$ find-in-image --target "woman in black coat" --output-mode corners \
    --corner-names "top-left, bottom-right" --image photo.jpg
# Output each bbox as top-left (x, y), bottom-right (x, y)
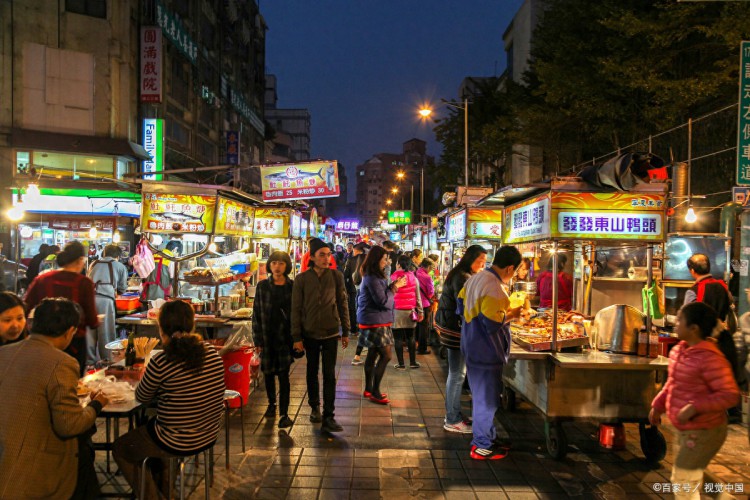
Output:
top-left (252, 251), bottom-right (295, 428)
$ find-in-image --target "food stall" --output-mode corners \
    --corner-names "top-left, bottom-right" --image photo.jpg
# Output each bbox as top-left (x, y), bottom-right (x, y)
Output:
top-left (250, 207), bottom-right (303, 279)
top-left (492, 178), bottom-right (670, 460)
top-left (115, 182), bottom-right (261, 337)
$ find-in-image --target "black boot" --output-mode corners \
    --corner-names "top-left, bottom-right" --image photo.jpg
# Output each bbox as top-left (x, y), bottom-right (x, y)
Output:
top-left (321, 417), bottom-right (343, 433)
top-left (309, 407), bottom-right (322, 423)
top-left (264, 404), bottom-right (276, 418)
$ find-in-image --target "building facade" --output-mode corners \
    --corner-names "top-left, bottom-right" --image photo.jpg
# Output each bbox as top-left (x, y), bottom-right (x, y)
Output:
top-left (356, 139), bottom-right (434, 227)
top-left (0, 0), bottom-right (267, 261)
top-left (265, 74), bottom-right (311, 161)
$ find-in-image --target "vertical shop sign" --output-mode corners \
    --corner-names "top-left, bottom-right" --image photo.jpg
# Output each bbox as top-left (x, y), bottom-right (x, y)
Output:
top-left (226, 130), bottom-right (239, 165)
top-left (738, 41), bottom-right (750, 185)
top-left (140, 27), bottom-right (162, 103)
top-left (142, 119), bottom-right (164, 180)
top-left (155, 0), bottom-right (198, 64)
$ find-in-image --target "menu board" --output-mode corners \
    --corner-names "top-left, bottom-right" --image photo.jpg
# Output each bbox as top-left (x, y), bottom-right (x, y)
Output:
top-left (467, 208), bottom-right (503, 240)
top-left (142, 192), bottom-right (216, 234)
top-left (291, 213), bottom-right (302, 238)
top-left (447, 209), bottom-right (467, 242)
top-left (253, 208), bottom-right (289, 238)
top-left (550, 192), bottom-right (665, 241)
top-left (504, 194), bottom-right (551, 244)
top-left (215, 197), bottom-right (254, 236)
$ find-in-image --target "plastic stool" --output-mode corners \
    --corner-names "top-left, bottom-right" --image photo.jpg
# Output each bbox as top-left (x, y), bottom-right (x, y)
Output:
top-left (140, 444), bottom-right (214, 500)
top-left (223, 389), bottom-right (246, 468)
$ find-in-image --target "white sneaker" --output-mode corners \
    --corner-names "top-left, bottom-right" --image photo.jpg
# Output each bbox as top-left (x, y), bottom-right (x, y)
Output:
top-left (443, 421), bottom-right (473, 434)
top-left (351, 358), bottom-right (363, 366)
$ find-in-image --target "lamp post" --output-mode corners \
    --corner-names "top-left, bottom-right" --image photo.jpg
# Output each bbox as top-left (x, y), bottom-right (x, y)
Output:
top-left (419, 98), bottom-right (469, 188)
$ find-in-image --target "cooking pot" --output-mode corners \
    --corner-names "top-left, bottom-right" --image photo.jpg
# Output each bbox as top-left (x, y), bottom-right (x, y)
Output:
top-left (592, 304), bottom-right (644, 354)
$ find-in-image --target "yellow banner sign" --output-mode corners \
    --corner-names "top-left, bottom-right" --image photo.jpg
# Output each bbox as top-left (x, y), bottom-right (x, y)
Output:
top-left (142, 193), bottom-right (216, 234)
top-left (216, 197), bottom-right (254, 236)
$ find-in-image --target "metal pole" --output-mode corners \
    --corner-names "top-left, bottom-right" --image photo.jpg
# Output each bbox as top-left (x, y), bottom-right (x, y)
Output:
top-left (646, 245), bottom-right (653, 333)
top-left (551, 242), bottom-right (559, 352)
top-left (687, 118), bottom-right (692, 199)
top-left (464, 97), bottom-right (469, 188)
top-left (420, 165), bottom-right (424, 218)
top-left (13, 225), bottom-right (20, 294)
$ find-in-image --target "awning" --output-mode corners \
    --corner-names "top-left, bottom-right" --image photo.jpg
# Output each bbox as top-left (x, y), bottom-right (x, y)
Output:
top-left (11, 128), bottom-right (151, 161)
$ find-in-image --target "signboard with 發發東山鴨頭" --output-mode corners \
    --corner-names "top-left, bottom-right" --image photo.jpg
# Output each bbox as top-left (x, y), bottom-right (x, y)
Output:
top-left (261, 161), bottom-right (340, 202)
top-left (141, 192), bottom-right (216, 234)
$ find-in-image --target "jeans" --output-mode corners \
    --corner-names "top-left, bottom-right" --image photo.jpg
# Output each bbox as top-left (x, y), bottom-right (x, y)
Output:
top-left (394, 327), bottom-right (416, 366)
top-left (265, 369), bottom-right (291, 416)
top-left (304, 336), bottom-right (339, 419)
top-left (416, 315), bottom-right (430, 353)
top-left (445, 347), bottom-right (467, 425)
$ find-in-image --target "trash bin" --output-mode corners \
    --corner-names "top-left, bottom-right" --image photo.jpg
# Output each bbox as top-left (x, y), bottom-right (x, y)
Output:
top-left (221, 347), bottom-right (252, 408)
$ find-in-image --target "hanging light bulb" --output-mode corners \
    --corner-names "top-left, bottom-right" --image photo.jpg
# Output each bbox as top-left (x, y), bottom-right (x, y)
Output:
top-left (208, 242), bottom-right (218, 253)
top-left (112, 231), bottom-right (121, 243)
top-left (7, 205), bottom-right (24, 221)
top-left (89, 226), bottom-right (98, 239)
top-left (685, 206), bottom-right (698, 224)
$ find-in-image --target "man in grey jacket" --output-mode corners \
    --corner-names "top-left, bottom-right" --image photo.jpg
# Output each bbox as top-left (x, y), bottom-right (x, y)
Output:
top-left (292, 238), bottom-right (350, 433)
top-left (0, 298), bottom-right (109, 499)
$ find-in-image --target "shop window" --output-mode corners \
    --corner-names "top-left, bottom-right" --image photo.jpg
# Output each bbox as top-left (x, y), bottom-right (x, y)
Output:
top-left (167, 120), bottom-right (191, 149)
top-left (31, 151), bottom-right (115, 180)
top-left (170, 58), bottom-right (190, 106)
top-left (197, 136), bottom-right (216, 164)
top-left (65, 0), bottom-right (106, 19)
top-left (16, 151), bottom-right (31, 175)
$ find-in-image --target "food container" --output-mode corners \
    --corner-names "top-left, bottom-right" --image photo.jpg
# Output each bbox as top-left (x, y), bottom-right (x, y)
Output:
top-left (592, 304), bottom-right (644, 354)
top-left (191, 301), bottom-right (205, 314)
top-left (115, 295), bottom-right (141, 312)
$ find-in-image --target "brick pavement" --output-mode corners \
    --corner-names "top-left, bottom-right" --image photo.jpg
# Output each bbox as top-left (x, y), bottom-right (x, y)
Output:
top-left (95, 342), bottom-right (750, 499)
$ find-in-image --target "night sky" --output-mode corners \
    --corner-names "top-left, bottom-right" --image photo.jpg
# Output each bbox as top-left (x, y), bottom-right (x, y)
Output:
top-left (260, 1), bottom-right (524, 201)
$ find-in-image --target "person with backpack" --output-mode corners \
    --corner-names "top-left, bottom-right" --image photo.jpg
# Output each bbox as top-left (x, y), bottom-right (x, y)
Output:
top-left (87, 244), bottom-right (128, 364)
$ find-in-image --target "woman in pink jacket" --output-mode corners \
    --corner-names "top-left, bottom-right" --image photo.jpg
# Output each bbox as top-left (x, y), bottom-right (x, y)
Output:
top-left (391, 255), bottom-right (424, 369)
top-left (650, 301), bottom-right (740, 499)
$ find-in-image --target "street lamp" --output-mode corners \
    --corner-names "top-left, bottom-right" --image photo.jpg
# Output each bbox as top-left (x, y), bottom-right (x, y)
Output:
top-left (419, 97), bottom-right (469, 188)
top-left (386, 199), bottom-right (393, 206)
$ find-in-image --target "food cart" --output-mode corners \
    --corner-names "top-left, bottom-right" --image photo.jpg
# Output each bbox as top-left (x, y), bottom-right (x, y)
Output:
top-left (251, 207), bottom-right (304, 280)
top-left (491, 178), bottom-right (670, 461)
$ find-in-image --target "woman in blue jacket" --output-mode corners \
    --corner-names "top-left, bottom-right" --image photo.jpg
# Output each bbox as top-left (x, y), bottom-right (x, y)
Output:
top-left (357, 246), bottom-right (407, 404)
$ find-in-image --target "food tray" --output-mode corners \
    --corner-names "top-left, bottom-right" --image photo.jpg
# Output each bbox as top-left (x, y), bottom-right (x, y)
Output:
top-left (182, 272), bottom-right (253, 286)
top-left (512, 335), bottom-right (590, 352)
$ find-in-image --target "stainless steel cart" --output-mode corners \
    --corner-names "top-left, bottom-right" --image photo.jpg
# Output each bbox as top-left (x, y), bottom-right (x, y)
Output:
top-left (503, 347), bottom-right (669, 460)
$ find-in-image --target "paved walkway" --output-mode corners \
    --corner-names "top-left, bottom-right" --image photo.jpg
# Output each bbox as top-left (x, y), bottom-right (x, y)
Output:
top-left (96, 342), bottom-right (750, 499)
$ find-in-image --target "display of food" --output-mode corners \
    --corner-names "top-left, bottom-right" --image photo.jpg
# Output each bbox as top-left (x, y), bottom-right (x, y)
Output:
top-left (511, 311), bottom-right (589, 351)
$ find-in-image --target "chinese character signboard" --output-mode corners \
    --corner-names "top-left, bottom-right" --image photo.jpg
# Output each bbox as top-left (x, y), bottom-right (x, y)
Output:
top-left (155, 0), bottom-right (197, 64)
top-left (387, 211), bottom-right (412, 225)
top-left (447, 210), bottom-right (467, 242)
top-left (389, 232), bottom-right (402, 242)
top-left (738, 41), bottom-right (750, 185)
top-left (253, 208), bottom-right (288, 238)
top-left (226, 131), bottom-right (239, 165)
top-left (140, 27), bottom-right (162, 103)
top-left (215, 197), bottom-right (253, 236)
top-left (141, 193), bottom-right (216, 234)
top-left (335, 219), bottom-right (361, 233)
top-left (467, 208), bottom-right (503, 240)
top-left (504, 195), bottom-right (551, 244)
top-left (49, 217), bottom-right (116, 231)
top-left (261, 161), bottom-right (340, 202)
top-left (142, 119), bottom-right (164, 180)
top-left (550, 192), bottom-right (665, 241)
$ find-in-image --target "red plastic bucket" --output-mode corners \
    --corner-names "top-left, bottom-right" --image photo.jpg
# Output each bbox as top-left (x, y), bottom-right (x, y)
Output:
top-left (221, 348), bottom-right (252, 408)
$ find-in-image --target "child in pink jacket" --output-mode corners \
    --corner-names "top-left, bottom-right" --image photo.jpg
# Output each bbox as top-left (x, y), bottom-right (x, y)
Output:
top-left (650, 302), bottom-right (740, 499)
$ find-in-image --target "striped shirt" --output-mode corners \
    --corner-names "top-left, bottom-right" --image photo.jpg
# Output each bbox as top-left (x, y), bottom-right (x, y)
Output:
top-left (135, 343), bottom-right (225, 454)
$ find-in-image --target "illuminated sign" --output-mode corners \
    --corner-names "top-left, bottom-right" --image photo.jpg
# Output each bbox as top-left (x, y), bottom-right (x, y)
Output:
top-left (504, 195), bottom-right (551, 244)
top-left (142, 118), bottom-right (164, 180)
top-left (291, 213), bottom-right (302, 238)
top-left (216, 197), bottom-right (253, 236)
top-left (389, 232), bottom-right (402, 242)
top-left (557, 212), bottom-right (661, 238)
top-left (387, 210), bottom-right (412, 225)
top-left (254, 208), bottom-right (289, 238)
top-left (447, 210), bottom-right (467, 242)
top-left (467, 208), bottom-right (503, 239)
top-left (141, 192), bottom-right (216, 234)
top-left (335, 219), bottom-right (360, 232)
top-left (261, 161), bottom-right (340, 202)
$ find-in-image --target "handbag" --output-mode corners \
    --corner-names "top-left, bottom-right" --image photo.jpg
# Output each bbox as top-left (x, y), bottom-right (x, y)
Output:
top-left (131, 239), bottom-right (155, 279)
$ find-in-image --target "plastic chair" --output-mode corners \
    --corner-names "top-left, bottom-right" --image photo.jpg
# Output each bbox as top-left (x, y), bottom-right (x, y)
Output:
top-left (223, 389), bottom-right (246, 468)
top-left (140, 443), bottom-right (214, 500)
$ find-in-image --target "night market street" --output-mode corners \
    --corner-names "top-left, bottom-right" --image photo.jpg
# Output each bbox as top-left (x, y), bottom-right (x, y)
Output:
top-left (93, 344), bottom-right (750, 500)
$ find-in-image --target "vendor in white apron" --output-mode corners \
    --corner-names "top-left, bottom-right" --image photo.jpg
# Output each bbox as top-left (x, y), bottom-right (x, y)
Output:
top-left (87, 244), bottom-right (128, 364)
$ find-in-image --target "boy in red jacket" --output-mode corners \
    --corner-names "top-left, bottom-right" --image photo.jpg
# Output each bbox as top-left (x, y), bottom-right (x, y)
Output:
top-left (650, 302), bottom-right (740, 499)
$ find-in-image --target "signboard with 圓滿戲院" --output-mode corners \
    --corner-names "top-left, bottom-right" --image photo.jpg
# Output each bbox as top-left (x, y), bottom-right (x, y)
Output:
top-left (261, 161), bottom-right (340, 202)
